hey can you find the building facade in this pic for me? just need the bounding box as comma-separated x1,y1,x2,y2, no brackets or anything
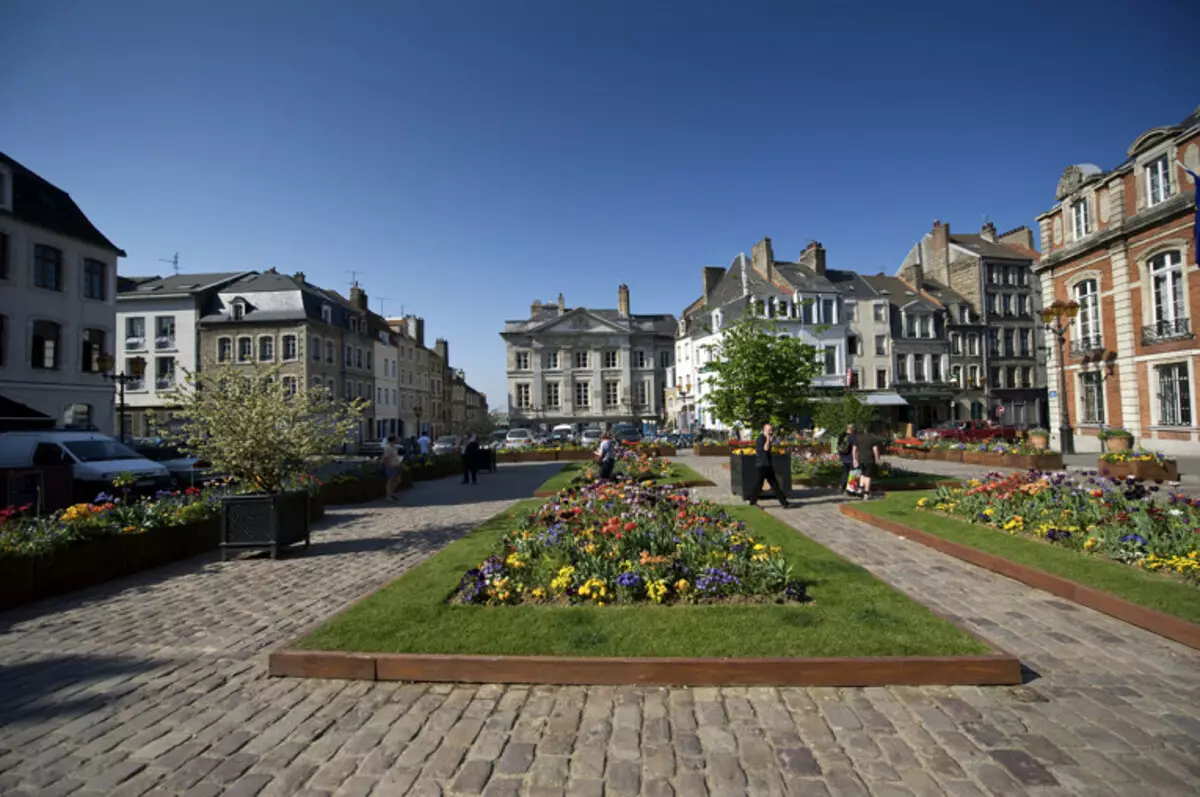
0,153,125,433
502,286,676,431
1036,105,1200,455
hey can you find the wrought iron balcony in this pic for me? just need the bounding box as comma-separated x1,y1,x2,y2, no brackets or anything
1142,318,1194,346
1068,336,1104,357
124,337,145,351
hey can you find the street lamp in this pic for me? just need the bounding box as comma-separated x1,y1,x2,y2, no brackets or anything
97,353,146,442
1041,300,1081,454
677,378,692,433
413,404,423,438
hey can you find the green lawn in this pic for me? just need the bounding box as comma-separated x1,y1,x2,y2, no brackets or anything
534,461,712,494
794,470,951,488
297,502,991,658
857,492,1200,625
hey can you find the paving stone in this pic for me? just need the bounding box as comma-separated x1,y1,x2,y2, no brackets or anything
450,759,492,794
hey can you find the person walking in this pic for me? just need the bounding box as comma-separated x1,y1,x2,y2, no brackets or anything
749,422,790,509
418,431,431,457
837,423,858,495
851,427,881,500
595,431,618,481
382,435,403,502
461,434,480,484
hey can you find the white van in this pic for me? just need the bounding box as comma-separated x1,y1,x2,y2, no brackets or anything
0,431,174,497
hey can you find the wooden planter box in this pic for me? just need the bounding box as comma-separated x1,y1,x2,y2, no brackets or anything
962,451,991,466
0,518,220,611
220,491,310,560
937,449,964,463
1003,452,1064,470
640,445,677,457
558,449,592,461
1099,458,1179,481
697,446,731,457
730,454,792,501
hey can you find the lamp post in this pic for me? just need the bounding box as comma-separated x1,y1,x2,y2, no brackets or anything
97,353,146,442
414,404,423,438
1041,300,1080,454
677,379,691,433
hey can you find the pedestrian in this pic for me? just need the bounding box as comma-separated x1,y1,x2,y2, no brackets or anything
837,423,857,495
749,422,790,509
382,435,403,502
851,427,882,500
461,434,480,484
595,431,618,481
418,430,431,456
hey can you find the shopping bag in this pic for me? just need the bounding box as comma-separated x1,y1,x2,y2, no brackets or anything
846,468,862,493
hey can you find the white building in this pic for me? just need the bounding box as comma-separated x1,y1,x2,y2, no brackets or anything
114,272,251,438
369,313,402,440
0,153,125,433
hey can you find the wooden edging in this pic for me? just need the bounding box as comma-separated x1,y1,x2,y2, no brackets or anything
269,648,1021,687
840,504,1200,651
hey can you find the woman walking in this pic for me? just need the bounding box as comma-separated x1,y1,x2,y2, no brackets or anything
382,435,403,502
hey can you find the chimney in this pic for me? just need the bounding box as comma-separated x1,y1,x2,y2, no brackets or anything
293,271,305,284
999,225,1035,251
414,316,425,346
981,221,997,242
751,237,775,283
911,245,925,293
702,266,724,305
435,338,449,364
931,220,950,284
557,293,565,315
618,284,630,317
799,241,827,276
350,281,368,311
740,253,751,296
531,299,542,316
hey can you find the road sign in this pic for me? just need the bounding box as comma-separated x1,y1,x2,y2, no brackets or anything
1048,390,1058,399
997,405,1005,416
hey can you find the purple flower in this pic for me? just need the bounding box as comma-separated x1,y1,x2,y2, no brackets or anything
1119,534,1147,546
616,572,642,588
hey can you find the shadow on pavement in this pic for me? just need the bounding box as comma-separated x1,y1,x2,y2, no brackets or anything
0,654,169,726
388,462,564,507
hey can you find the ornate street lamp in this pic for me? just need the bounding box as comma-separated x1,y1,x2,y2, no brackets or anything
413,404,423,438
97,353,146,442
1041,300,1081,454
677,378,692,433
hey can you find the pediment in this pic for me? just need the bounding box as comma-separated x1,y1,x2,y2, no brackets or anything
1127,127,1179,158
531,309,627,334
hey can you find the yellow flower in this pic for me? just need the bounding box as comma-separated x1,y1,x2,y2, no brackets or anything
916,497,928,508
531,587,546,599
675,579,690,593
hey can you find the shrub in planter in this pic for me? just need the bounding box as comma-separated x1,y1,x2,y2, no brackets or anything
156,360,366,560
1028,428,1051,449
1098,427,1133,451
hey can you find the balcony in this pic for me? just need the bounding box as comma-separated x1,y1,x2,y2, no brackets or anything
155,377,175,391
124,337,146,351
1142,318,1194,346
155,335,176,350
1068,336,1104,357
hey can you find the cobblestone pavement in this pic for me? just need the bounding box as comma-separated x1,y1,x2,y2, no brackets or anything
1,459,1198,796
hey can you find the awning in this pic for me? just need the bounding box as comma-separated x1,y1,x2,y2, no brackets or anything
864,392,909,407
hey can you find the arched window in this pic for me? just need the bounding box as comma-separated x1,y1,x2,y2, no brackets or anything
1073,279,1100,346
1149,251,1184,329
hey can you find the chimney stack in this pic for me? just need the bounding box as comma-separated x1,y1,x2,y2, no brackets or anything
618,284,630,317
293,271,305,284
557,293,565,315
998,225,1035,251
435,338,449,364
349,282,368,311
931,220,950,284
981,221,997,242
531,299,543,317
740,254,751,296
799,241,827,276
751,237,775,284
702,266,725,305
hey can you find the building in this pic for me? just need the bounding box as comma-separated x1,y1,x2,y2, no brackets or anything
501,286,676,431
387,315,426,438
115,272,251,437
674,239,853,432
899,220,1046,427
0,153,126,433
1035,104,1200,455
368,311,401,440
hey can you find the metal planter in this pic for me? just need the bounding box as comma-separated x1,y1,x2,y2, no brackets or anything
730,453,792,501
220,491,310,561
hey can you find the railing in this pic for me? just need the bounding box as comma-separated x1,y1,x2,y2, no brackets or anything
127,379,146,391
1142,318,1193,346
155,335,175,350
124,337,145,351
1069,336,1104,357
155,377,175,390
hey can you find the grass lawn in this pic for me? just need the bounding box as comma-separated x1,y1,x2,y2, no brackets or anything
795,470,951,488
857,492,1200,625
534,461,712,494
297,501,991,658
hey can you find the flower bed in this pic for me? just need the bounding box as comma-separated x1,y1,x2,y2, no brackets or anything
572,452,674,484
919,471,1199,585
789,454,948,490
1099,449,1178,482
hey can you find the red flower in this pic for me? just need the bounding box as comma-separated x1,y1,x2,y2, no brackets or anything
623,521,636,532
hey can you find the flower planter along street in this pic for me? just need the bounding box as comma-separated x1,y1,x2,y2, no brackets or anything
1099,449,1180,482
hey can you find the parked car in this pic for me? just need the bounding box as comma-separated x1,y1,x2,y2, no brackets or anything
0,431,173,500
580,428,602,446
612,423,641,444
130,441,220,488
504,429,534,449
431,435,460,455
488,430,508,449
551,424,576,444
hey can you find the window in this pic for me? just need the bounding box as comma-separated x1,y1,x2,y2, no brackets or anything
574,350,589,369
62,404,93,429
1019,329,1031,356
602,350,618,369
1076,371,1103,423
919,315,932,338
986,293,997,315
155,317,176,349
897,357,908,382
1150,251,1185,325
83,259,106,300
80,329,105,373
821,298,836,324
913,354,926,382
874,335,886,356
33,245,63,291
635,350,648,368
967,334,979,356
155,357,175,389
1146,155,1171,206
968,364,980,387
873,303,887,323
822,346,837,376
283,376,297,396
1021,366,1032,387
931,357,942,382
1003,329,1014,357
950,333,962,355
0,315,5,366
282,335,297,360
356,348,363,369
345,380,353,398
951,365,962,387
1006,366,1018,388
321,304,332,324
258,336,274,361
310,336,321,361
660,351,670,368
635,381,648,406
1017,295,1029,316
218,337,232,362
990,367,1002,388
545,382,560,408
875,368,887,389
237,337,252,362
366,351,372,370
575,381,590,407
31,320,59,369
988,329,1000,356
1157,363,1191,426
544,351,559,369
326,341,335,364
231,301,245,321
378,387,384,405
1002,294,1012,316
349,317,358,334
357,381,364,398
0,232,8,279
1072,199,1091,239
845,302,856,321
988,264,1001,284
604,380,619,407
1017,267,1028,286
127,357,146,388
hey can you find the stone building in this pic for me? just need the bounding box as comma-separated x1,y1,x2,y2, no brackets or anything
501,286,675,431
0,152,125,433
1035,104,1200,455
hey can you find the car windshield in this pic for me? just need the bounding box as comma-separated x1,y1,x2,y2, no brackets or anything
507,431,530,439
135,445,186,461
435,437,456,444
63,439,145,463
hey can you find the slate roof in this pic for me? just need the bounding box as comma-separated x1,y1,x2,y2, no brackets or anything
118,272,250,297
199,272,342,325
860,275,941,310
950,234,1036,262
921,280,970,307
0,152,124,255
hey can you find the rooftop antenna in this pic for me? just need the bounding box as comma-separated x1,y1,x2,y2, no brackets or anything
346,270,360,290
376,297,393,316
159,253,179,275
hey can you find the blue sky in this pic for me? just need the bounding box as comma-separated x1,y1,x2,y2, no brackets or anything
2,0,1195,406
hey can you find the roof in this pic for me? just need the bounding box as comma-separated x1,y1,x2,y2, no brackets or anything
950,234,1036,262
920,279,969,306
118,272,251,297
0,152,125,255
860,275,940,309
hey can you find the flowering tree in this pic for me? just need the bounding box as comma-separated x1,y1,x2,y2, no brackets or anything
156,360,368,493
701,313,821,431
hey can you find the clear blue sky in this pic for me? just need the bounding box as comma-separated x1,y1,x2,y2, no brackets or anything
2,0,1194,406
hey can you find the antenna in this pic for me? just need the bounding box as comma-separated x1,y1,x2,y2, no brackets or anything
376,297,393,316
159,253,179,275
346,270,360,289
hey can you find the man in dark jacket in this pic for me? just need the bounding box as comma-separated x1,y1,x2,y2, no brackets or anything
461,434,481,485
749,422,790,508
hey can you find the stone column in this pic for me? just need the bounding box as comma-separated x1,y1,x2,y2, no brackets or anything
1109,243,1140,432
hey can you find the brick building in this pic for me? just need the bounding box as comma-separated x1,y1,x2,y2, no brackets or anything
1035,104,1200,455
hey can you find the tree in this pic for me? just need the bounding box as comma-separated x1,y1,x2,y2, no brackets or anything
812,393,878,437
156,360,368,493
701,312,822,431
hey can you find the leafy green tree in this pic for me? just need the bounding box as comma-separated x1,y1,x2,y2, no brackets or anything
155,360,368,493
812,393,878,436
701,312,821,431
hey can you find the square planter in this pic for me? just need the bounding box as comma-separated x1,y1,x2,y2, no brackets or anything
481,448,497,473
1099,459,1179,482
939,450,964,463
730,453,792,501
1003,453,1064,470
307,492,325,523
220,491,310,561
697,446,730,457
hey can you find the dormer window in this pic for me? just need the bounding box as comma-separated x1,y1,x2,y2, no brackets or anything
321,303,332,324
712,310,722,330
1072,199,1091,240
1146,155,1171,206
231,300,245,321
